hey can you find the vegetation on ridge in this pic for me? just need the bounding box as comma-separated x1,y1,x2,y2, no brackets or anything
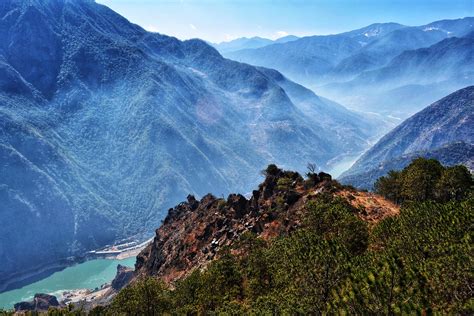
104,159,473,315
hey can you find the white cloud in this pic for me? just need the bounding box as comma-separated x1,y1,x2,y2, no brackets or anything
189,23,197,30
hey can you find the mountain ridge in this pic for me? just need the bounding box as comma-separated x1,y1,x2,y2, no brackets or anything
339,86,474,189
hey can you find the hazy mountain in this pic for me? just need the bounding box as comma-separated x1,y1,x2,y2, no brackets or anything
0,0,381,290
322,32,474,117
331,27,447,79
212,37,273,53
224,22,410,84
212,35,298,54
225,18,474,119
421,17,474,37
339,86,474,189
226,35,362,84
332,18,474,79
339,22,406,45
275,35,299,43
226,18,474,87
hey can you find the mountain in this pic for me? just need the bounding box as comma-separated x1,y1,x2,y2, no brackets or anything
332,18,474,79
339,22,406,45
227,18,474,86
421,17,474,37
0,0,381,290
339,86,474,189
226,34,362,84
331,27,447,79
223,22,409,84
322,31,474,117
224,18,474,118
212,35,298,54
212,37,273,54
275,35,299,43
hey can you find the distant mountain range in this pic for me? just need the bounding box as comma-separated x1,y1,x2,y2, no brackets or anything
0,0,382,290
211,35,298,54
339,86,474,189
225,18,474,119
225,23,408,81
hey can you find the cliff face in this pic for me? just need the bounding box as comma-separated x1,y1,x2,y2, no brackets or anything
135,167,399,283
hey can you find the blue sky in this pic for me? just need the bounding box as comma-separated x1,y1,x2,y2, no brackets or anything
96,0,474,43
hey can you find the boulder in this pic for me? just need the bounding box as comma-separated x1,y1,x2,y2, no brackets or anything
227,194,248,218
14,293,60,312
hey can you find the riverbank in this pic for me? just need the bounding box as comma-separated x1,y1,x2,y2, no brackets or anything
0,257,136,310
0,237,153,310
0,237,152,296
0,259,79,294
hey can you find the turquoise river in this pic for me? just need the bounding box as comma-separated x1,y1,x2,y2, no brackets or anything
0,257,136,310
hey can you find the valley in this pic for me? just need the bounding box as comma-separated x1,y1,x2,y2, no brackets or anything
0,0,472,313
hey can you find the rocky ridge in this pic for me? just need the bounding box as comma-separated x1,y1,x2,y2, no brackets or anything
134,166,399,284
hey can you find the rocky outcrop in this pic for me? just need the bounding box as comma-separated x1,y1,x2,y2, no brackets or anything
135,166,398,283
14,294,61,312
111,265,134,291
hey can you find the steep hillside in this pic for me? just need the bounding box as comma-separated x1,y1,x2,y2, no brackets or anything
93,160,471,315
0,0,380,289
8,161,473,314
340,86,474,189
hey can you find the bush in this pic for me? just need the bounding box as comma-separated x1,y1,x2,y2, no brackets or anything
375,170,402,204
262,164,280,177
110,278,172,315
400,158,444,202
306,196,369,255
276,177,293,191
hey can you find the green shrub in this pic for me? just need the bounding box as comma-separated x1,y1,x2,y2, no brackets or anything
276,177,293,191
110,277,172,315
